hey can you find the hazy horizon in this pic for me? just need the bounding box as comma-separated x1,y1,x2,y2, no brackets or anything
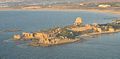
0,0,120,3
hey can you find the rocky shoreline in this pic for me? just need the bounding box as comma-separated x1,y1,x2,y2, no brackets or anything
13,17,120,47
29,39,80,47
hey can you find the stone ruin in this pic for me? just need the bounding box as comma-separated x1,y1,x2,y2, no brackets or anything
74,17,83,25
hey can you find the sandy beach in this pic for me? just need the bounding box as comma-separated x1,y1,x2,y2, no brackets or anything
0,7,120,14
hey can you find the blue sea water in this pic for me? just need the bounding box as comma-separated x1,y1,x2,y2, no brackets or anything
0,10,120,59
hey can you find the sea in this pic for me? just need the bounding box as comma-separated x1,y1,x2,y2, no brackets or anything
0,10,120,59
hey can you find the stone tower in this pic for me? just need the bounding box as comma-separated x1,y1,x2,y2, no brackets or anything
74,17,83,25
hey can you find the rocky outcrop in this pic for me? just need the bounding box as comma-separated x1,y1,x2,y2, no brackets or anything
22,32,34,39
13,34,21,40
13,17,120,47
33,32,50,44
108,27,115,32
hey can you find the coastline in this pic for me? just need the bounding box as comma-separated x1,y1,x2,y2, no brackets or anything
29,30,120,47
12,16,120,47
16,29,120,47
29,39,80,47
0,8,120,14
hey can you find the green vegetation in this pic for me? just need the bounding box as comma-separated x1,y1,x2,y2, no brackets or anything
56,28,79,39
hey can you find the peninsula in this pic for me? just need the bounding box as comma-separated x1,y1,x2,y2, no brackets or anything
13,17,120,47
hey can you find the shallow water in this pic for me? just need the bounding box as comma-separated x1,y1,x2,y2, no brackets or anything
0,10,120,59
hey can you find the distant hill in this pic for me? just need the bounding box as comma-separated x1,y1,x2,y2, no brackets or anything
0,0,119,3
0,0,119,7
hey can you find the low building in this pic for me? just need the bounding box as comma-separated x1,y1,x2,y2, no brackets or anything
79,3,84,6
70,27,86,32
98,4,111,8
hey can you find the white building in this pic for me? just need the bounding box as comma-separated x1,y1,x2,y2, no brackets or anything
79,3,84,6
98,4,111,8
